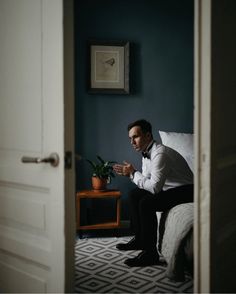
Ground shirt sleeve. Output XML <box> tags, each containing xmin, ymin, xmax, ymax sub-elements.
<box><xmin>131</xmin><ymin>152</ymin><xmax>170</xmax><ymax>194</ymax></box>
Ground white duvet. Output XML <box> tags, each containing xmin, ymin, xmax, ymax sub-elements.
<box><xmin>158</xmin><ymin>203</ymin><xmax>193</xmax><ymax>281</ymax></box>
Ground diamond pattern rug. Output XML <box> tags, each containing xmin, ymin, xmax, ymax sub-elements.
<box><xmin>74</xmin><ymin>237</ymin><xmax>193</xmax><ymax>293</ymax></box>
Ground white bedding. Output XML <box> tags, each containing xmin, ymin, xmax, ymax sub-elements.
<box><xmin>157</xmin><ymin>131</ymin><xmax>194</xmax><ymax>280</ymax></box>
<box><xmin>157</xmin><ymin>203</ymin><xmax>193</xmax><ymax>280</ymax></box>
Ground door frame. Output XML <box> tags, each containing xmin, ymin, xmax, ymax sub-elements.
<box><xmin>194</xmin><ymin>0</ymin><xmax>211</xmax><ymax>292</ymax></box>
<box><xmin>63</xmin><ymin>0</ymin><xmax>212</xmax><ymax>292</ymax></box>
<box><xmin>64</xmin><ymin>0</ymin><xmax>76</xmax><ymax>292</ymax></box>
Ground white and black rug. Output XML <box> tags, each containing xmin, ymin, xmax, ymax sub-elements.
<box><xmin>74</xmin><ymin>237</ymin><xmax>193</xmax><ymax>293</ymax></box>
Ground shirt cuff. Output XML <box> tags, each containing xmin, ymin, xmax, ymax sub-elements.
<box><xmin>130</xmin><ymin>170</ymin><xmax>136</xmax><ymax>180</ymax></box>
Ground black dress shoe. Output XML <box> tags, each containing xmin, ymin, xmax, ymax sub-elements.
<box><xmin>116</xmin><ymin>237</ymin><xmax>143</xmax><ymax>251</ymax></box>
<box><xmin>124</xmin><ymin>250</ymin><xmax>159</xmax><ymax>267</ymax></box>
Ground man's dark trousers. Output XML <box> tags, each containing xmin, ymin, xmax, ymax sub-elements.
<box><xmin>129</xmin><ymin>185</ymin><xmax>194</xmax><ymax>252</ymax></box>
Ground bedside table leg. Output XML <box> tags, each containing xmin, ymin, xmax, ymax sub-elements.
<box><xmin>116</xmin><ymin>197</ymin><xmax>121</xmax><ymax>227</ymax></box>
<box><xmin>77</xmin><ymin>196</ymin><xmax>81</xmax><ymax>230</ymax></box>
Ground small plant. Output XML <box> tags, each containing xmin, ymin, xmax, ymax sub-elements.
<box><xmin>87</xmin><ymin>155</ymin><xmax>116</xmax><ymax>183</ymax></box>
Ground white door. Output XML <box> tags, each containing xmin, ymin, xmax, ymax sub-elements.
<box><xmin>0</xmin><ymin>0</ymin><xmax>69</xmax><ymax>292</ymax></box>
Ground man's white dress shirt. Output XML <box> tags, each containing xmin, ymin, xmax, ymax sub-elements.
<box><xmin>131</xmin><ymin>141</ymin><xmax>193</xmax><ymax>194</ymax></box>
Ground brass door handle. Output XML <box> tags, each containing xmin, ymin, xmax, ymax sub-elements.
<box><xmin>21</xmin><ymin>153</ymin><xmax>59</xmax><ymax>167</ymax></box>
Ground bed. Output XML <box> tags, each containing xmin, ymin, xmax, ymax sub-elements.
<box><xmin>156</xmin><ymin>131</ymin><xmax>194</xmax><ymax>281</ymax></box>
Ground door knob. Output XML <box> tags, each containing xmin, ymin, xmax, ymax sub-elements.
<box><xmin>21</xmin><ymin>153</ymin><xmax>60</xmax><ymax>167</ymax></box>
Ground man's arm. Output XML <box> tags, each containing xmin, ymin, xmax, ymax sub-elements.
<box><xmin>132</xmin><ymin>153</ymin><xmax>170</xmax><ymax>194</ymax></box>
<box><xmin>113</xmin><ymin>153</ymin><xmax>170</xmax><ymax>194</ymax></box>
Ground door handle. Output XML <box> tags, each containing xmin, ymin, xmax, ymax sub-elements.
<box><xmin>21</xmin><ymin>153</ymin><xmax>60</xmax><ymax>167</ymax></box>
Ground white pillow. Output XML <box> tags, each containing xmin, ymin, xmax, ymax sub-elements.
<box><xmin>159</xmin><ymin>131</ymin><xmax>194</xmax><ymax>173</ymax></box>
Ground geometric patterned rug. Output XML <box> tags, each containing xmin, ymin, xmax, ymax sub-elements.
<box><xmin>74</xmin><ymin>237</ymin><xmax>193</xmax><ymax>293</ymax></box>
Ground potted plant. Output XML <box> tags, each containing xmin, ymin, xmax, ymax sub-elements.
<box><xmin>87</xmin><ymin>155</ymin><xmax>116</xmax><ymax>190</ymax></box>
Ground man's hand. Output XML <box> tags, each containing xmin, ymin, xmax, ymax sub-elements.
<box><xmin>113</xmin><ymin>161</ymin><xmax>136</xmax><ymax>177</ymax></box>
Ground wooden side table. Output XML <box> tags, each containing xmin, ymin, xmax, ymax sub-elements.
<box><xmin>76</xmin><ymin>189</ymin><xmax>121</xmax><ymax>230</ymax></box>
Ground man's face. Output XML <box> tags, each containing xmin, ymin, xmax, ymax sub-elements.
<box><xmin>128</xmin><ymin>126</ymin><xmax>151</xmax><ymax>152</ymax></box>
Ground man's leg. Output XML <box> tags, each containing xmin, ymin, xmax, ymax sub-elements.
<box><xmin>153</xmin><ymin>184</ymin><xmax>194</xmax><ymax>211</ymax></box>
<box><xmin>129</xmin><ymin>188</ymin><xmax>153</xmax><ymax>242</ymax></box>
<box><xmin>140</xmin><ymin>184</ymin><xmax>194</xmax><ymax>250</ymax></box>
<box><xmin>123</xmin><ymin>192</ymin><xmax>160</xmax><ymax>267</ymax></box>
<box><xmin>116</xmin><ymin>188</ymin><xmax>149</xmax><ymax>250</ymax></box>
<box><xmin>125</xmin><ymin>185</ymin><xmax>193</xmax><ymax>266</ymax></box>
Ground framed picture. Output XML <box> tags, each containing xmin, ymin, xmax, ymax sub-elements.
<box><xmin>88</xmin><ymin>41</ymin><xmax>130</xmax><ymax>94</ymax></box>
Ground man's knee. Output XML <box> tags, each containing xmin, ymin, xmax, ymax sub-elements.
<box><xmin>129</xmin><ymin>187</ymin><xmax>139</xmax><ymax>196</ymax></box>
<box><xmin>140</xmin><ymin>195</ymin><xmax>156</xmax><ymax>212</ymax></box>
<box><xmin>127</xmin><ymin>188</ymin><xmax>138</xmax><ymax>208</ymax></box>
<box><xmin>128</xmin><ymin>187</ymin><xmax>146</xmax><ymax>199</ymax></box>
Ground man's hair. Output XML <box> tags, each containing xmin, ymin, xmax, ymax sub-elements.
<box><xmin>127</xmin><ymin>119</ymin><xmax>153</xmax><ymax>137</ymax></box>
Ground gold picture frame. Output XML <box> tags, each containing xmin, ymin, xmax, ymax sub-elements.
<box><xmin>88</xmin><ymin>41</ymin><xmax>130</xmax><ymax>94</ymax></box>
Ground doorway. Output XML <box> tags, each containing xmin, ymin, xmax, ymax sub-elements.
<box><xmin>72</xmin><ymin>0</ymin><xmax>195</xmax><ymax>293</ymax></box>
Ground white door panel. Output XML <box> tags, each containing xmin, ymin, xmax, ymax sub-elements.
<box><xmin>0</xmin><ymin>0</ymin><xmax>66</xmax><ymax>292</ymax></box>
<box><xmin>0</xmin><ymin>0</ymin><xmax>42</xmax><ymax>152</ymax></box>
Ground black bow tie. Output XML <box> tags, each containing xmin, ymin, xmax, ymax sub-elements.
<box><xmin>142</xmin><ymin>141</ymin><xmax>154</xmax><ymax>159</ymax></box>
<box><xmin>142</xmin><ymin>152</ymin><xmax>150</xmax><ymax>159</ymax></box>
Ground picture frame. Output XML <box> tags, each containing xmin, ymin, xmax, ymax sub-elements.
<box><xmin>88</xmin><ymin>41</ymin><xmax>130</xmax><ymax>94</ymax></box>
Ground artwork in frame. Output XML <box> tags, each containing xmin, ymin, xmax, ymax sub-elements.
<box><xmin>88</xmin><ymin>41</ymin><xmax>130</xmax><ymax>94</ymax></box>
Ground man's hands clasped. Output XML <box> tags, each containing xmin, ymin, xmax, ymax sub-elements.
<box><xmin>113</xmin><ymin>161</ymin><xmax>136</xmax><ymax>177</ymax></box>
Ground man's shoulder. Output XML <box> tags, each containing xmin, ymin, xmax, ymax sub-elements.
<box><xmin>152</xmin><ymin>142</ymin><xmax>166</xmax><ymax>154</ymax></box>
<box><xmin>153</xmin><ymin>142</ymin><xmax>164</xmax><ymax>149</ymax></box>
<box><xmin>152</xmin><ymin>142</ymin><xmax>180</xmax><ymax>156</ymax></box>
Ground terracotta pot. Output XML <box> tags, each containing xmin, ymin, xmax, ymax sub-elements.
<box><xmin>91</xmin><ymin>176</ymin><xmax>107</xmax><ymax>190</ymax></box>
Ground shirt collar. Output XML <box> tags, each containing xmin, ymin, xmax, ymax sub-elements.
<box><xmin>142</xmin><ymin>140</ymin><xmax>155</xmax><ymax>159</ymax></box>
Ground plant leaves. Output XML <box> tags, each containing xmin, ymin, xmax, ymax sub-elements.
<box><xmin>97</xmin><ymin>155</ymin><xmax>105</xmax><ymax>164</ymax></box>
<box><xmin>86</xmin><ymin>155</ymin><xmax>117</xmax><ymax>183</ymax></box>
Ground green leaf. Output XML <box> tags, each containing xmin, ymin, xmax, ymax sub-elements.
<box><xmin>86</xmin><ymin>159</ymin><xmax>96</xmax><ymax>169</ymax></box>
<box><xmin>97</xmin><ymin>155</ymin><xmax>105</xmax><ymax>164</ymax></box>
<box><xmin>86</xmin><ymin>155</ymin><xmax>116</xmax><ymax>183</ymax></box>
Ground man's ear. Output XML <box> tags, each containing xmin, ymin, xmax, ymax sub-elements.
<box><xmin>147</xmin><ymin>132</ymin><xmax>152</xmax><ymax>139</ymax></box>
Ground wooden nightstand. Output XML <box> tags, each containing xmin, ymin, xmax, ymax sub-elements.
<box><xmin>76</xmin><ymin>189</ymin><xmax>121</xmax><ymax>230</ymax></box>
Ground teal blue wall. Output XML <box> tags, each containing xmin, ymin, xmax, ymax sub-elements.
<box><xmin>75</xmin><ymin>0</ymin><xmax>194</xmax><ymax>221</ymax></box>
